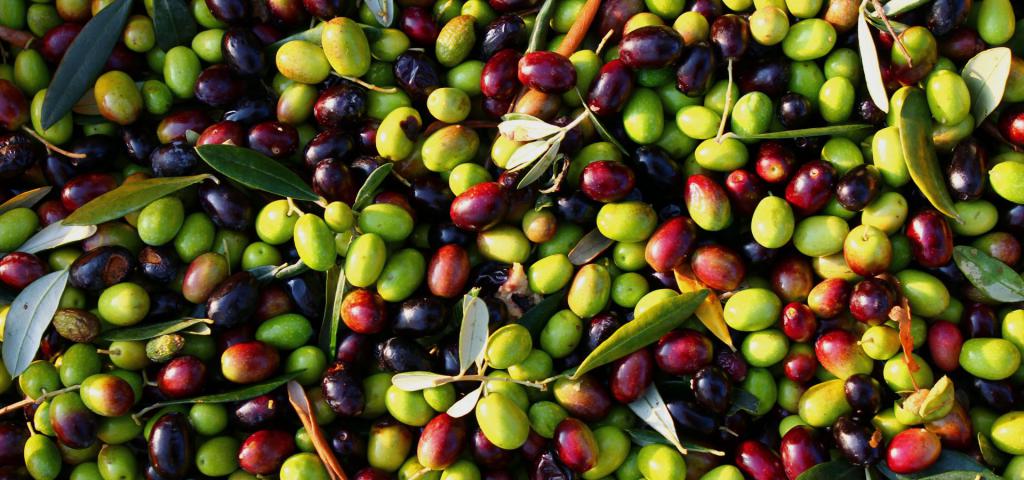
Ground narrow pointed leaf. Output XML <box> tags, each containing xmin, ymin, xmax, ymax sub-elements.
<box><xmin>364</xmin><ymin>0</ymin><xmax>395</xmax><ymax>27</ymax></box>
<box><xmin>674</xmin><ymin>265</ymin><xmax>733</xmax><ymax>349</ymax></box>
<box><xmin>153</xmin><ymin>0</ymin><xmax>197</xmax><ymax>50</ymax></box>
<box><xmin>2</xmin><ymin>269</ymin><xmax>69</xmax><ymax>376</ymax></box>
<box><xmin>878</xmin><ymin>0</ymin><xmax>932</xmax><ymax>17</ymax></box>
<box><xmin>447</xmin><ymin>385</ymin><xmax>483</xmax><ymax>418</ymax></box>
<box><xmin>195</xmin><ymin>144</ymin><xmax>320</xmax><ymax>201</ymax></box>
<box><xmin>796</xmin><ymin>461</ymin><xmax>865</xmax><ymax>480</ymax></box>
<box><xmin>517</xmin><ymin>143</ymin><xmax>561</xmax><ymax>189</ymax></box>
<box><xmin>498</xmin><ymin>120</ymin><xmax>562</xmax><ymax>142</ymax></box>
<box><xmin>268</xmin><ymin>23</ymin><xmax>324</xmax><ymax>52</ymax></box>
<box><xmin>858</xmin><ymin>7</ymin><xmax>889</xmax><ymax>113</ymax></box>
<box><xmin>953</xmin><ymin>246</ymin><xmax>1024</xmax><ymax>302</ymax></box>
<box><xmin>876</xmin><ymin>450</ymin><xmax>998</xmax><ymax>480</ymax></box>
<box><xmin>352</xmin><ymin>163</ymin><xmax>394</xmax><ymax>211</ymax></box>
<box><xmin>628</xmin><ymin>385</ymin><xmax>686</xmax><ymax>454</ymax></box>
<box><xmin>0</xmin><ymin>187</ymin><xmax>51</xmax><ymax>215</ymax></box>
<box><xmin>147</xmin><ymin>371</ymin><xmax>305</xmax><ymax>408</ymax></box>
<box><xmin>64</xmin><ymin>174</ymin><xmax>213</xmax><ymax>225</ymax></box>
<box><xmin>502</xmin><ymin>113</ymin><xmax>545</xmax><ymax>123</ymax></box>
<box><xmin>506</xmin><ymin>139</ymin><xmax>553</xmax><ymax>171</ymax></box>
<box><xmin>571</xmin><ymin>290</ymin><xmax>708</xmax><ymax>379</ymax></box>
<box><xmin>568</xmin><ymin>229</ymin><xmax>614</xmax><ymax>265</ymax></box>
<box><xmin>16</xmin><ymin>222</ymin><xmax>96</xmax><ymax>254</ymax></box>
<box><xmin>961</xmin><ymin>48</ymin><xmax>1012</xmax><ymax>126</ymax></box>
<box><xmin>728</xmin><ymin>124</ymin><xmax>873</xmax><ymax>140</ymax></box>
<box><xmin>101</xmin><ymin>318</ymin><xmax>212</xmax><ymax>341</ymax></box>
<box><xmin>623</xmin><ymin>429</ymin><xmax>724</xmax><ymax>455</ymax></box>
<box><xmin>527</xmin><ymin>0</ymin><xmax>556</xmax><ymax>52</ymax></box>
<box><xmin>577</xmin><ymin>89</ymin><xmax>630</xmax><ymax>155</ymax></box>
<box><xmin>897</xmin><ymin>88</ymin><xmax>961</xmax><ymax>221</ymax></box>
<box><xmin>40</xmin><ymin>0</ymin><xmax>132</xmax><ymax>129</ymax></box>
<box><xmin>459</xmin><ymin>291</ymin><xmax>489</xmax><ymax>374</ymax></box>
<box><xmin>392</xmin><ymin>372</ymin><xmax>453</xmax><ymax>391</ymax></box>
<box><xmin>727</xmin><ymin>388</ymin><xmax>762</xmax><ymax>415</ymax></box>
<box><xmin>517</xmin><ymin>290</ymin><xmax>566</xmax><ymax>337</ymax></box>
<box><xmin>319</xmin><ymin>266</ymin><xmax>347</xmax><ymax>354</ymax></box>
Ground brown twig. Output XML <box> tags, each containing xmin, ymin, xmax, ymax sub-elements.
<box><xmin>555</xmin><ymin>0</ymin><xmax>601</xmax><ymax>58</ymax></box>
<box><xmin>21</xmin><ymin>126</ymin><xmax>87</xmax><ymax>159</ymax></box>
<box><xmin>287</xmin><ymin>381</ymin><xmax>348</xmax><ymax>480</ymax></box>
<box><xmin>0</xmin><ymin>385</ymin><xmax>81</xmax><ymax>417</ymax></box>
<box><xmin>870</xmin><ymin>0</ymin><xmax>911</xmax><ymax>67</ymax></box>
<box><xmin>0</xmin><ymin>25</ymin><xmax>35</xmax><ymax>49</ymax></box>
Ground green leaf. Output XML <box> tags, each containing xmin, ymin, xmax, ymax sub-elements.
<box><xmin>364</xmin><ymin>0</ymin><xmax>395</xmax><ymax>27</ymax></box>
<box><xmin>195</xmin><ymin>145</ymin><xmax>320</xmax><ymax>202</ymax></box>
<box><xmin>40</xmin><ymin>0</ymin><xmax>133</xmax><ymax>129</ymax></box>
<box><xmin>15</xmin><ymin>221</ymin><xmax>97</xmax><ymax>254</ymax></box>
<box><xmin>268</xmin><ymin>23</ymin><xmax>324</xmax><ymax>52</ymax></box>
<box><xmin>1</xmin><ymin>269</ymin><xmax>69</xmax><ymax>376</ymax></box>
<box><xmin>796</xmin><ymin>461</ymin><xmax>865</xmax><ymax>480</ymax></box>
<box><xmin>352</xmin><ymin>163</ymin><xmax>394</xmax><ymax>211</ymax></box>
<box><xmin>977</xmin><ymin>433</ymin><xmax>1008</xmax><ymax>468</ymax></box>
<box><xmin>152</xmin><ymin>0</ymin><xmax>196</xmax><ymax>50</ymax></box>
<box><xmin>517</xmin><ymin>143</ymin><xmax>561</xmax><ymax>189</ymax></box>
<box><xmin>628</xmin><ymin>385</ymin><xmax>686</xmax><ymax>454</ymax></box>
<box><xmin>517</xmin><ymin>290</ymin><xmax>566</xmax><ymax>337</ymax></box>
<box><xmin>577</xmin><ymin>89</ymin><xmax>630</xmax><ymax>155</ymax></box>
<box><xmin>727</xmin><ymin>388</ymin><xmax>761</xmax><ymax>416</ymax></box>
<box><xmin>858</xmin><ymin>7</ymin><xmax>889</xmax><ymax>113</ymax></box>
<box><xmin>146</xmin><ymin>371</ymin><xmax>305</xmax><ymax>409</ymax></box>
<box><xmin>953</xmin><ymin>246</ymin><xmax>1024</xmax><ymax>302</ymax></box>
<box><xmin>100</xmin><ymin>318</ymin><xmax>212</xmax><ymax>341</ymax></box>
<box><xmin>568</xmin><ymin>229</ymin><xmax>614</xmax><ymax>266</ymax></box>
<box><xmin>458</xmin><ymin>291</ymin><xmax>489</xmax><ymax>374</ymax></box>
<box><xmin>249</xmin><ymin>260</ymin><xmax>309</xmax><ymax>283</ymax></box>
<box><xmin>527</xmin><ymin>0</ymin><xmax>556</xmax><ymax>52</ymax></box>
<box><xmin>728</xmin><ymin>124</ymin><xmax>874</xmax><ymax>140</ymax></box>
<box><xmin>897</xmin><ymin>88</ymin><xmax>961</xmax><ymax>221</ymax></box>
<box><xmin>64</xmin><ymin>174</ymin><xmax>213</xmax><ymax>225</ymax></box>
<box><xmin>319</xmin><ymin>266</ymin><xmax>346</xmax><ymax>355</ymax></box>
<box><xmin>961</xmin><ymin>47</ymin><xmax>1012</xmax><ymax>126</ymax></box>
<box><xmin>0</xmin><ymin>187</ymin><xmax>51</xmax><ymax>215</ymax></box>
<box><xmin>571</xmin><ymin>290</ymin><xmax>708</xmax><ymax>379</ymax></box>
<box><xmin>878</xmin><ymin>0</ymin><xmax>930</xmax><ymax>16</ymax></box>
<box><xmin>877</xmin><ymin>451</ymin><xmax>998</xmax><ymax>480</ymax></box>
<box><xmin>623</xmin><ymin>429</ymin><xmax>724</xmax><ymax>455</ymax></box>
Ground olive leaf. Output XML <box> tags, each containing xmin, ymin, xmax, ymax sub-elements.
<box><xmin>506</xmin><ymin>139</ymin><xmax>555</xmax><ymax>171</ymax></box>
<box><xmin>624</xmin><ymin>429</ymin><xmax>724</xmax><ymax>455</ymax></box>
<box><xmin>286</xmin><ymin>381</ymin><xmax>347</xmax><ymax>480</ymax></box>
<box><xmin>952</xmin><ymin>246</ymin><xmax>1024</xmax><ymax>302</ymax></box>
<box><xmin>319</xmin><ymin>265</ymin><xmax>347</xmax><ymax>355</ymax></box>
<box><xmin>364</xmin><ymin>0</ymin><xmax>395</xmax><ymax>27</ymax></box>
<box><xmin>0</xmin><ymin>187</ymin><xmax>51</xmax><ymax>215</ymax></box>
<box><xmin>195</xmin><ymin>144</ymin><xmax>320</xmax><ymax>202</ymax></box>
<box><xmin>628</xmin><ymin>385</ymin><xmax>687</xmax><ymax>454</ymax></box>
<box><xmin>352</xmin><ymin>163</ymin><xmax>394</xmax><ymax>211</ymax></box>
<box><xmin>268</xmin><ymin>23</ymin><xmax>324</xmax><ymax>52</ymax></box>
<box><xmin>391</xmin><ymin>371</ymin><xmax>454</xmax><ymax>391</ymax></box>
<box><xmin>875</xmin><ymin>0</ymin><xmax>931</xmax><ymax>17</ymax></box>
<box><xmin>447</xmin><ymin>384</ymin><xmax>483</xmax><ymax>418</ymax></box>
<box><xmin>876</xmin><ymin>450</ymin><xmax>998</xmax><ymax>480</ymax></box>
<box><xmin>40</xmin><ymin>0</ymin><xmax>133</xmax><ymax>129</ymax></box>
<box><xmin>961</xmin><ymin>47</ymin><xmax>1012</xmax><ymax>127</ymax></box>
<box><xmin>1</xmin><ymin>269</ymin><xmax>69</xmax><ymax>376</ymax></box>
<box><xmin>15</xmin><ymin>221</ymin><xmax>97</xmax><ymax>255</ymax></box>
<box><xmin>858</xmin><ymin>6</ymin><xmax>890</xmax><ymax>113</ymax></box>
<box><xmin>728</xmin><ymin>388</ymin><xmax>762</xmax><ymax>416</ymax></box>
<box><xmin>568</xmin><ymin>229</ymin><xmax>614</xmax><ymax>266</ymax></box>
<box><xmin>459</xmin><ymin>289</ymin><xmax>489</xmax><ymax>374</ymax></box>
<box><xmin>498</xmin><ymin>119</ymin><xmax>563</xmax><ymax>142</ymax></box>
<box><xmin>897</xmin><ymin>88</ymin><xmax>961</xmax><ymax>221</ymax></box>
<box><xmin>63</xmin><ymin>174</ymin><xmax>213</xmax><ymax>225</ymax></box>
<box><xmin>152</xmin><ymin>0</ymin><xmax>197</xmax><ymax>51</ymax></box>
<box><xmin>184</xmin><ymin>129</ymin><xmax>200</xmax><ymax>144</ymax></box>
<box><xmin>673</xmin><ymin>265</ymin><xmax>733</xmax><ymax>350</ymax></box>
<box><xmin>249</xmin><ymin>260</ymin><xmax>309</xmax><ymax>283</ymax></box>
<box><xmin>795</xmin><ymin>461</ymin><xmax>865</xmax><ymax>480</ymax></box>
<box><xmin>100</xmin><ymin>318</ymin><xmax>212</xmax><ymax>341</ymax></box>
<box><xmin>516</xmin><ymin>289</ymin><xmax>566</xmax><ymax>337</ymax></box>
<box><xmin>527</xmin><ymin>0</ymin><xmax>556</xmax><ymax>52</ymax></box>
<box><xmin>576</xmin><ymin>89</ymin><xmax>630</xmax><ymax>155</ymax></box>
<box><xmin>571</xmin><ymin>290</ymin><xmax>708</xmax><ymax>380</ymax></box>
<box><xmin>977</xmin><ymin>433</ymin><xmax>1008</xmax><ymax>468</ymax></box>
<box><xmin>726</xmin><ymin>124</ymin><xmax>874</xmax><ymax>140</ymax></box>
<box><xmin>136</xmin><ymin>370</ymin><xmax>305</xmax><ymax>417</ymax></box>
<box><xmin>517</xmin><ymin>144</ymin><xmax>562</xmax><ymax>189</ymax></box>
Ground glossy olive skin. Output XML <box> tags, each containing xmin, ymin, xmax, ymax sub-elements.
<box><xmin>207</xmin><ymin>272</ymin><xmax>260</xmax><ymax>329</ymax></box>
<box><xmin>518</xmin><ymin>51</ymin><xmax>577</xmax><ymax>94</ymax></box>
<box><xmin>157</xmin><ymin>356</ymin><xmax>207</xmax><ymax>399</ymax></box>
<box><xmin>735</xmin><ymin>440</ymin><xmax>786</xmax><ymax>480</ymax></box>
<box><xmin>0</xmin><ymin>252</ymin><xmax>46</xmax><ymax>289</ymax></box>
<box><xmin>587</xmin><ymin>59</ymin><xmax>634</xmax><ymax>116</ymax></box>
<box><xmin>239</xmin><ymin>430</ymin><xmax>295</xmax><ymax>475</ymax></box>
<box><xmin>314</xmin><ymin>83</ymin><xmax>367</xmax><ymax>128</ymax></box>
<box><xmin>676</xmin><ymin>43</ymin><xmax>716</xmax><ymax>96</ymax></box>
<box><xmin>0</xmin><ymin>132</ymin><xmax>43</xmax><ymax>180</ymax></box>
<box><xmin>906</xmin><ymin>210</ymin><xmax>954</xmax><ymax>268</ymax></box>
<box><xmin>947</xmin><ymin>138</ymin><xmax>986</xmax><ymax>201</ymax></box>
<box><xmin>836</xmin><ymin>165</ymin><xmax>880</xmax><ymax>211</ymax></box>
<box><xmin>645</xmin><ymin>216</ymin><xmax>697</xmax><ymax>272</ymax></box>
<box><xmin>148</xmin><ymin>412</ymin><xmax>193</xmax><ymax>478</ymax></box>
<box><xmin>394</xmin><ymin>51</ymin><xmax>442</xmax><ymax>99</ymax></box>
<box><xmin>619</xmin><ymin>26</ymin><xmax>683</xmax><ymax>69</ymax></box>
<box><xmin>785</xmin><ymin>160</ymin><xmax>836</xmax><ymax>216</ymax></box>
<box><xmin>69</xmin><ymin>246</ymin><xmax>136</xmax><ymax>292</ymax></box>
<box><xmin>221</xmin><ymin>341</ymin><xmax>280</xmax><ymax>384</ymax></box>
<box><xmin>833</xmin><ymin>416</ymin><xmax>882</xmax><ymax>466</ymax></box>
<box><xmin>417</xmin><ymin>414</ymin><xmax>467</xmax><ymax>470</ymax></box>
<box><xmin>198</xmin><ymin>181</ymin><xmax>253</xmax><ymax>231</ymax></box>
<box><xmin>481</xmin><ymin>49</ymin><xmax>522</xmax><ymax>100</ymax></box>
<box><xmin>482</xmin><ymin>15</ymin><xmax>527</xmax><ymax>58</ymax></box>
<box><xmin>781</xmin><ymin>426</ymin><xmax>827</xmax><ymax>480</ymax></box>
<box><xmin>610</xmin><ymin>349</ymin><xmax>654</xmax><ymax>403</ymax></box>
<box><xmin>450</xmin><ymin>182</ymin><xmax>508</xmax><ymax>231</ymax></box>
<box><xmin>322</xmin><ymin>362</ymin><xmax>365</xmax><ymax>417</ymax></box>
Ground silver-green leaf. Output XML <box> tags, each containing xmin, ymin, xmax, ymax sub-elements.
<box><xmin>628</xmin><ymin>385</ymin><xmax>686</xmax><ymax>454</ymax></box>
<box><xmin>458</xmin><ymin>291</ymin><xmax>489</xmax><ymax>374</ymax></box>
<box><xmin>0</xmin><ymin>187</ymin><xmax>52</xmax><ymax>215</ymax></box>
<box><xmin>2</xmin><ymin>269</ymin><xmax>69</xmax><ymax>376</ymax></box>
<box><xmin>962</xmin><ymin>47</ymin><xmax>1012</xmax><ymax>126</ymax></box>
<box><xmin>391</xmin><ymin>371</ymin><xmax>453</xmax><ymax>391</ymax></box>
<box><xmin>16</xmin><ymin>221</ymin><xmax>97</xmax><ymax>255</ymax></box>
<box><xmin>858</xmin><ymin>6</ymin><xmax>889</xmax><ymax>113</ymax></box>
<box><xmin>447</xmin><ymin>385</ymin><xmax>483</xmax><ymax>418</ymax></box>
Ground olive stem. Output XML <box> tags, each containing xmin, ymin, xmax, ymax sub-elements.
<box><xmin>714</xmin><ymin>59</ymin><xmax>735</xmax><ymax>143</ymax></box>
<box><xmin>594</xmin><ymin>28</ymin><xmax>615</xmax><ymax>57</ymax></box>
<box><xmin>869</xmin><ymin>0</ymin><xmax>912</xmax><ymax>68</ymax></box>
<box><xmin>0</xmin><ymin>385</ymin><xmax>81</xmax><ymax>417</ymax></box>
<box><xmin>286</xmin><ymin>197</ymin><xmax>305</xmax><ymax>217</ymax></box>
<box><xmin>332</xmin><ymin>73</ymin><xmax>398</xmax><ymax>93</ymax></box>
<box><xmin>453</xmin><ymin>374</ymin><xmax>549</xmax><ymax>391</ymax></box>
<box><xmin>21</xmin><ymin>126</ymin><xmax>88</xmax><ymax>159</ymax></box>
<box><xmin>0</xmin><ymin>25</ymin><xmax>35</xmax><ymax>50</ymax></box>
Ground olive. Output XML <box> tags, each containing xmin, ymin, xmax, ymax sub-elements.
<box><xmin>238</xmin><ymin>430</ymin><xmax>295</xmax><ymax>475</ymax></box>
<box><xmin>947</xmin><ymin>138</ymin><xmax>987</xmax><ymax>201</ymax></box>
<box><xmin>587</xmin><ymin>59</ymin><xmax>635</xmax><ymax>116</ymax></box>
<box><xmin>619</xmin><ymin>26</ymin><xmax>683</xmax><ymax>69</ymax></box>
<box><xmin>833</xmin><ymin>417</ymin><xmax>882</xmax><ymax>466</ymax></box>
<box><xmin>675</xmin><ymin>42</ymin><xmax>716</xmax><ymax>96</ymax></box>
<box><xmin>377</xmin><ymin>336</ymin><xmax>432</xmax><ymax>372</ymax></box>
<box><xmin>69</xmin><ymin>246</ymin><xmax>136</xmax><ymax>292</ymax></box>
<box><xmin>150</xmin><ymin>141</ymin><xmax>199</xmax><ymax>178</ymax></box>
<box><xmin>194</xmin><ymin>64</ymin><xmax>244</xmax><ymax>107</ymax></box>
<box><xmin>518</xmin><ymin>51</ymin><xmax>577</xmax><ymax>95</ymax></box>
<box><xmin>223</xmin><ymin>96</ymin><xmax>276</xmax><ymax>125</ymax></box>
<box><xmin>322</xmin><ymin>362</ymin><xmax>365</xmax><ymax>416</ymax></box>
<box><xmin>303</xmin><ymin>129</ymin><xmax>354</xmax><ymax>169</ymax></box>
<box><xmin>394</xmin><ymin>51</ymin><xmax>442</xmax><ymax>99</ymax></box>
<box><xmin>198</xmin><ymin>181</ymin><xmax>254</xmax><ymax>230</ymax></box>
<box><xmin>197</xmin><ymin>120</ymin><xmax>247</xmax><ymax>147</ymax></box>
<box><xmin>206</xmin><ymin>271</ymin><xmax>260</xmax><ymax>329</ymax></box>
<box><xmin>399</xmin><ymin>7</ymin><xmax>439</xmax><ymax>45</ymax></box>
<box><xmin>314</xmin><ymin>82</ymin><xmax>367</xmax><ymax>128</ymax></box>
<box><xmin>222</xmin><ymin>27</ymin><xmax>267</xmax><ymax>75</ymax></box>
<box><xmin>481</xmin><ymin>15</ymin><xmax>527</xmax><ymax>58</ymax></box>
<box><xmin>710</xmin><ymin>14</ymin><xmax>750</xmax><ymax>60</ymax></box>
<box><xmin>147</xmin><ymin>412</ymin><xmax>193</xmax><ymax>478</ymax></box>
<box><xmin>138</xmin><ymin>246</ymin><xmax>180</xmax><ymax>284</ymax></box>
<box><xmin>835</xmin><ymin>165</ymin><xmax>880</xmax><ymax>211</ymax></box>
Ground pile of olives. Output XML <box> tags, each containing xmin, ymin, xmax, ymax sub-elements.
<box><xmin>2</xmin><ymin>0</ymin><xmax>1024</xmax><ymax>478</ymax></box>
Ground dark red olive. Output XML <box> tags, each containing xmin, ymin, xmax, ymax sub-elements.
<box><xmin>69</xmin><ymin>246</ymin><xmax>135</xmax><ymax>291</ymax></box>
<box><xmin>886</xmin><ymin>429</ymin><xmax>941</xmax><ymax>474</ymax></box>
<box><xmin>314</xmin><ymin>83</ymin><xmax>367</xmax><ymax>128</ymax></box>
<box><xmin>939</xmin><ymin>28</ymin><xmax>985</xmax><ymax>63</ymax></box>
<box><xmin>303</xmin><ymin>129</ymin><xmax>353</xmax><ymax>169</ymax></box>
<box><xmin>580</xmin><ymin>161</ymin><xmax>635</xmax><ymax>202</ymax></box>
<box><xmin>755</xmin><ymin>141</ymin><xmax>796</xmax><ymax>184</ymax></box>
<box><xmin>302</xmin><ymin>0</ymin><xmax>342</xmax><ymax>18</ymax></box>
<box><xmin>266</xmin><ymin>0</ymin><xmax>308</xmax><ymax>26</ymax></box>
<box><xmin>0</xmin><ymin>424</ymin><xmax>28</xmax><ymax>467</ymax></box>
<box><xmin>341</xmin><ymin>288</ymin><xmax>388</xmax><ymax>335</ymax></box>
<box><xmin>205</xmin><ymin>0</ymin><xmax>250</xmax><ymax>23</ymax></box>
<box><xmin>554</xmin><ymin>374</ymin><xmax>612</xmax><ymax>421</ymax></box>
<box><xmin>724</xmin><ymin>169</ymin><xmax>767</xmax><ymax>215</ymax></box>
<box><xmin>710</xmin><ymin>14</ymin><xmax>750</xmax><ymax>60</ymax></box>
<box><xmin>321</xmin><ymin>362</ymin><xmax>365</xmax><ymax>416</ymax></box>
<box><xmin>610</xmin><ymin>349</ymin><xmax>653</xmax><ymax>403</ymax></box>
<box><xmin>482</xmin><ymin>15</ymin><xmax>527</xmax><ymax>58</ymax></box>
<box><xmin>785</xmin><ymin>160</ymin><xmax>835</xmax><ymax>216</ymax></box>
<box><xmin>962</xmin><ymin>302</ymin><xmax>997</xmax><ymax>338</ymax></box>
<box><xmin>222</xmin><ymin>27</ymin><xmax>266</xmax><ymax>75</ymax></box>
<box><xmin>157</xmin><ymin>356</ymin><xmax>207</xmax><ymax>399</ymax></box>
<box><xmin>619</xmin><ymin>25</ymin><xmax>683</xmax><ymax>69</ymax></box>
<box><xmin>394</xmin><ymin>51</ymin><xmax>442</xmax><ymax>99</ymax></box>
<box><xmin>61</xmin><ymin>172</ymin><xmax>117</xmax><ymax>212</ymax></box>
<box><xmin>770</xmin><ymin>256</ymin><xmax>813</xmax><ymax>303</ymax></box>
<box><xmin>206</xmin><ymin>272</ymin><xmax>260</xmax><ymax>329</ymax></box>
<box><xmin>196</xmin><ymin>120</ymin><xmax>247</xmax><ymax>147</ymax></box>
<box><xmin>148</xmin><ymin>412</ymin><xmax>193</xmax><ymax>478</ymax></box>
<box><xmin>586</xmin><ymin>59</ymin><xmax>634</xmax><ymax>116</ymax></box>
<box><xmin>518</xmin><ymin>51</ymin><xmax>577</xmax><ymax>94</ymax></box>
<box><xmin>0</xmin><ymin>81</ymin><xmax>27</xmax><ymax>132</ymax></box>
<box><xmin>418</xmin><ymin>414</ymin><xmax>467</xmax><ymax>470</ymax></box>
<box><xmin>782</xmin><ymin>302</ymin><xmax>817</xmax><ymax>343</ymax></box>
<box><xmin>834</xmin><ymin>416</ymin><xmax>882</xmax><ymax>466</ymax></box>
<box><xmin>472</xmin><ymin>428</ymin><xmax>515</xmax><ymax>470</ymax></box>
<box><xmin>583</xmin><ymin>313</ymin><xmax>620</xmax><ymax>353</ymax></box>
<box><xmin>103</xmin><ymin>44</ymin><xmax>143</xmax><ymax>75</ymax></box>
<box><xmin>0</xmin><ymin>132</ymin><xmax>43</xmax><ymax>180</ymax></box>
<box><xmin>450</xmin><ymin>182</ymin><xmax>508</xmax><ymax>231</ymax></box>
<box><xmin>644</xmin><ymin>216</ymin><xmax>697</xmax><ymax>272</ymax></box>
<box><xmin>398</xmin><ymin>5</ymin><xmax>438</xmax><ymax>44</ymax></box>
<box><xmin>925</xmin><ymin>402</ymin><xmax>972</xmax><ymax>449</ymax></box>
<box><xmin>835</xmin><ymin>164</ymin><xmax>880</xmax><ymax>211</ymax></box>
<box><xmin>736</xmin><ymin>440</ymin><xmax>786</xmax><ymax>480</ymax></box>
<box><xmin>849</xmin><ymin>278</ymin><xmax>894</xmax><ymax>325</ymax></box>
<box><xmin>807</xmin><ymin>278</ymin><xmax>850</xmax><ymax>319</ymax></box>
<box><xmin>248</xmin><ymin>121</ymin><xmax>298</xmax><ymax>159</ymax></box>
<box><xmin>675</xmin><ymin>42</ymin><xmax>716</xmax><ymax>96</ymax></box>
<box><xmin>234</xmin><ymin>394</ymin><xmax>282</xmax><ymax>428</ymax></box>
<box><xmin>553</xmin><ymin>418</ymin><xmax>598</xmax><ymax>473</ymax></box>
<box><xmin>481</xmin><ymin>49</ymin><xmax>522</xmax><ymax>100</ymax></box>
<box><xmin>427</xmin><ymin>244</ymin><xmax>470</xmax><ymax>299</ymax></box>
<box><xmin>783</xmin><ymin>343</ymin><xmax>817</xmax><ymax>384</ymax></box>
<box><xmin>596</xmin><ymin>0</ymin><xmax>644</xmax><ymax>41</ymax></box>
<box><xmin>780</xmin><ymin>426</ymin><xmax>827</xmax><ymax>480</ymax></box>
<box><xmin>158</xmin><ymin>109</ymin><xmax>213</xmax><ymax>143</ymax></box>
<box><xmin>488</xmin><ymin>0</ymin><xmax>536</xmax><ymax>12</ymax></box>
<box><xmin>947</xmin><ymin>137</ymin><xmax>987</xmax><ymax>201</ymax></box>
<box><xmin>0</xmin><ymin>252</ymin><xmax>46</xmax><ymax>290</ymax></box>
<box><xmin>194</xmin><ymin>64</ymin><xmax>244</xmax><ymax>107</ymax></box>
<box><xmin>199</xmin><ymin>181</ymin><xmax>254</xmax><ymax>230</ymax></box>
<box><xmin>689</xmin><ymin>0</ymin><xmax>723</xmax><ymax>19</ymax></box>
<box><xmin>906</xmin><ymin>210</ymin><xmax>954</xmax><ymax>268</ymax></box>
<box><xmin>690</xmin><ymin>244</ymin><xmax>745</xmax><ymax>291</ymax></box>
<box><xmin>37</xmin><ymin>199</ymin><xmax>69</xmax><ymax>226</ymax></box>
<box><xmin>779</xmin><ymin>93</ymin><xmax>814</xmax><ymax>129</ymax></box>
<box><xmin>655</xmin><ymin>329</ymin><xmax>712</xmax><ymax>375</ymax></box>
<box><xmin>150</xmin><ymin>141</ymin><xmax>200</xmax><ymax>177</ymax></box>
<box><xmin>238</xmin><ymin>430</ymin><xmax>294</xmax><ymax>475</ymax></box>
<box><xmin>222</xmin><ymin>341</ymin><xmax>280</xmax><ymax>384</ymax></box>
<box><xmin>39</xmin><ymin>23</ymin><xmax>82</xmax><ymax>63</ymax></box>
<box><xmin>843</xmin><ymin>374</ymin><xmax>881</xmax><ymax>416</ymax></box>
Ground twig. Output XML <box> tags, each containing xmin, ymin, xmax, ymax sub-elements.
<box><xmin>715</xmin><ymin>60</ymin><xmax>735</xmax><ymax>143</ymax></box>
<box><xmin>870</xmin><ymin>0</ymin><xmax>911</xmax><ymax>67</ymax></box>
<box><xmin>332</xmin><ymin>73</ymin><xmax>397</xmax><ymax>93</ymax></box>
<box><xmin>555</xmin><ymin>0</ymin><xmax>601</xmax><ymax>57</ymax></box>
<box><xmin>0</xmin><ymin>25</ymin><xmax>35</xmax><ymax>49</ymax></box>
<box><xmin>0</xmin><ymin>385</ymin><xmax>81</xmax><ymax>417</ymax></box>
<box><xmin>21</xmin><ymin>126</ymin><xmax>87</xmax><ymax>159</ymax></box>
<box><xmin>594</xmin><ymin>29</ymin><xmax>614</xmax><ymax>56</ymax></box>
<box><xmin>287</xmin><ymin>381</ymin><xmax>348</xmax><ymax>480</ymax></box>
